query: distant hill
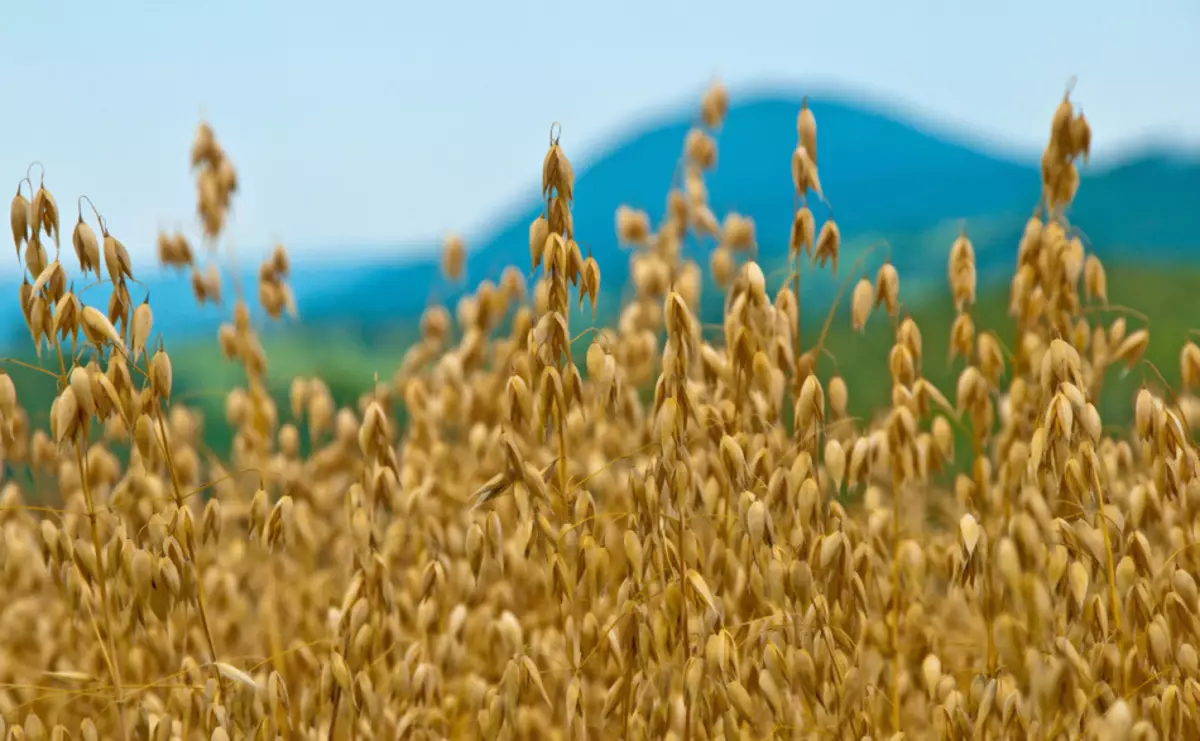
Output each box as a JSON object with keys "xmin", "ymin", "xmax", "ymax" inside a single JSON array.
[
  {"xmin": 2, "ymin": 91, "xmax": 1197, "ymax": 350},
  {"xmin": 297, "ymin": 92, "xmax": 1200, "ymax": 330}
]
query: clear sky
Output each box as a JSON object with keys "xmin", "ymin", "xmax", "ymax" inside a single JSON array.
[{"xmin": 2, "ymin": 0, "xmax": 1197, "ymax": 275}]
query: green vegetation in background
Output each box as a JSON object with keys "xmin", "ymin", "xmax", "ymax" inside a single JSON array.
[{"xmin": 2, "ymin": 261, "xmax": 1194, "ymax": 460}]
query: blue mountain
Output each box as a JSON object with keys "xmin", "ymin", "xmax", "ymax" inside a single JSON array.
[
  {"xmin": 296, "ymin": 92, "xmax": 1200, "ymax": 330},
  {"xmin": 3, "ymin": 91, "xmax": 1197, "ymax": 350}
]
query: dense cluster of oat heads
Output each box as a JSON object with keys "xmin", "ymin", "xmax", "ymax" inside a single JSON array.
[{"xmin": 0, "ymin": 78, "xmax": 1196, "ymax": 740}]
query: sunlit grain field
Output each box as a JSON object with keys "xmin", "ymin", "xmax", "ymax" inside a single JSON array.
[{"xmin": 0, "ymin": 80, "xmax": 1195, "ymax": 740}]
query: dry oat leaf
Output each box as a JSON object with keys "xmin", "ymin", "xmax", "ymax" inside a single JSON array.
[
  {"xmin": 520, "ymin": 656, "xmax": 552, "ymax": 708},
  {"xmin": 214, "ymin": 662, "xmax": 261, "ymax": 693},
  {"xmin": 565, "ymin": 676, "xmax": 581, "ymax": 732},
  {"xmin": 42, "ymin": 671, "xmax": 97, "ymax": 685},
  {"xmin": 686, "ymin": 569, "xmax": 721, "ymax": 617}
]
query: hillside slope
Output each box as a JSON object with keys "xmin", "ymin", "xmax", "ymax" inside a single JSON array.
[
  {"xmin": 2, "ymin": 92, "xmax": 1196, "ymax": 348},
  {"xmin": 304, "ymin": 93, "xmax": 1200, "ymax": 328}
]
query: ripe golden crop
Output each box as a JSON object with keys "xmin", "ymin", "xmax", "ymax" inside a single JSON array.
[{"xmin": 0, "ymin": 78, "xmax": 1188, "ymax": 740}]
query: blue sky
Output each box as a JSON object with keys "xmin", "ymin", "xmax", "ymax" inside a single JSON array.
[{"xmin": 2, "ymin": 0, "xmax": 1197, "ymax": 275}]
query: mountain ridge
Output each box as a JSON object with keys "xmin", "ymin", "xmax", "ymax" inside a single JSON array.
[
  {"xmin": 299, "ymin": 92, "xmax": 1199, "ymax": 329},
  {"xmin": 2, "ymin": 90, "xmax": 1197, "ymax": 348}
]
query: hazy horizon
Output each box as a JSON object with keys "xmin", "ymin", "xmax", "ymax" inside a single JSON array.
[{"xmin": 3, "ymin": 0, "xmax": 1197, "ymax": 276}]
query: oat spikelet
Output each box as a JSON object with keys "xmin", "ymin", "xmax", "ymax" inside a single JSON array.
[
  {"xmin": 797, "ymin": 97, "xmax": 817, "ymax": 165},
  {"xmin": 851, "ymin": 278, "xmax": 873, "ymax": 333},
  {"xmin": 441, "ymin": 234, "xmax": 465, "ymax": 281},
  {"xmin": 80, "ymin": 306, "xmax": 126, "ymax": 354},
  {"xmin": 10, "ymin": 185, "xmax": 29, "ymax": 256}
]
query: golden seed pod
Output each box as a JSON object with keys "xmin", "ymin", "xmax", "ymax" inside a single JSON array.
[
  {"xmin": 949, "ymin": 312, "xmax": 975, "ymax": 363},
  {"xmin": 666, "ymin": 188, "xmax": 688, "ymax": 228},
  {"xmin": 828, "ymin": 376, "xmax": 848, "ymax": 419},
  {"xmin": 796, "ymin": 375, "xmax": 825, "ymax": 433},
  {"xmin": 746, "ymin": 499, "xmax": 767, "ymax": 548},
  {"xmin": 1182, "ymin": 343, "xmax": 1200, "ymax": 391},
  {"xmin": 10, "ymin": 187, "xmax": 29, "ymax": 255},
  {"xmin": 206, "ymin": 264, "xmax": 224, "ymax": 304},
  {"xmin": 700, "ymin": 79, "xmax": 729, "ymax": 129},
  {"xmin": 875, "ymin": 262, "xmax": 899, "ymax": 315},
  {"xmin": 30, "ymin": 259, "xmax": 62, "ymax": 297},
  {"xmin": 201, "ymin": 497, "xmax": 223, "ymax": 547},
  {"xmin": 932, "ymin": 416, "xmax": 954, "ymax": 461},
  {"xmin": 106, "ymin": 280, "xmax": 130, "ymax": 332},
  {"xmin": 259, "ymin": 279, "xmax": 284, "ymax": 320},
  {"xmin": 541, "ymin": 233, "xmax": 567, "ymax": 278},
  {"xmin": 1083, "ymin": 254, "xmax": 1107, "ymax": 305},
  {"xmin": 528, "ymin": 216, "xmax": 549, "ymax": 271},
  {"xmin": 102, "ymin": 233, "xmax": 133, "ymax": 285},
  {"xmin": 850, "ymin": 278, "xmax": 873, "ymax": 333},
  {"xmin": 1052, "ymin": 90, "xmax": 1074, "ymax": 142},
  {"xmin": 130, "ymin": 300, "xmax": 153, "ymax": 362},
  {"xmin": 710, "ymin": 246, "xmax": 734, "ymax": 289},
  {"xmin": 585, "ymin": 341, "xmax": 607, "ymax": 380},
  {"xmin": 191, "ymin": 122, "xmax": 217, "ymax": 167},
  {"xmin": 684, "ymin": 128, "xmax": 717, "ymax": 170},
  {"xmin": 959, "ymin": 513, "xmax": 981, "ymax": 559},
  {"xmin": 977, "ymin": 332, "xmax": 1005, "ymax": 385},
  {"xmin": 791, "ymin": 144, "xmax": 816, "ymax": 197},
  {"xmin": 581, "ymin": 257, "xmax": 601, "ymax": 318},
  {"xmin": 790, "ymin": 207, "xmax": 816, "ymax": 259},
  {"xmin": 217, "ymin": 323, "xmax": 238, "ymax": 359},
  {"xmin": 742, "ymin": 261, "xmax": 766, "ymax": 300},
  {"xmin": 1070, "ymin": 112, "xmax": 1091, "ymax": 162},
  {"xmin": 149, "ymin": 349, "xmax": 173, "ymax": 402},
  {"xmin": 31, "ymin": 184, "xmax": 60, "ymax": 248},
  {"xmin": 823, "ymin": 439, "xmax": 846, "ymax": 490},
  {"xmin": 52, "ymin": 387, "xmax": 79, "ymax": 445},
  {"xmin": 566, "ymin": 239, "xmax": 585, "ymax": 284},
  {"xmin": 69, "ymin": 366, "xmax": 95, "ymax": 420},
  {"xmin": 542, "ymin": 139, "xmax": 574, "ymax": 202},
  {"xmin": 217, "ymin": 157, "xmax": 238, "ymax": 194},
  {"xmin": 24, "ymin": 236, "xmax": 48, "ymax": 280},
  {"xmin": 466, "ymin": 522, "xmax": 485, "ymax": 578},
  {"xmin": 797, "ymin": 98, "xmax": 817, "ymax": 166},
  {"xmin": 813, "ymin": 220, "xmax": 840, "ymax": 275},
  {"xmin": 615, "ymin": 205, "xmax": 650, "ymax": 244},
  {"xmin": 154, "ymin": 232, "xmax": 169, "ymax": 265},
  {"xmin": 270, "ymin": 243, "xmax": 290, "ymax": 276},
  {"xmin": 161, "ymin": 232, "xmax": 195, "ymax": 268},
  {"xmin": 677, "ymin": 261, "xmax": 701, "ymax": 309},
  {"xmin": 1112, "ymin": 329, "xmax": 1149, "ymax": 371},
  {"xmin": 72, "ymin": 217, "xmax": 100, "ymax": 276},
  {"xmin": 0, "ymin": 372, "xmax": 15, "ymax": 416},
  {"xmin": 441, "ymin": 234, "xmax": 465, "ymax": 281},
  {"xmin": 721, "ymin": 214, "xmax": 756, "ymax": 252},
  {"xmin": 133, "ymin": 412, "xmax": 156, "ymax": 462}
]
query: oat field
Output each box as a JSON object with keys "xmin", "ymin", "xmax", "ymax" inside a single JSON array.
[{"xmin": 1, "ymin": 80, "xmax": 1195, "ymax": 740}]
